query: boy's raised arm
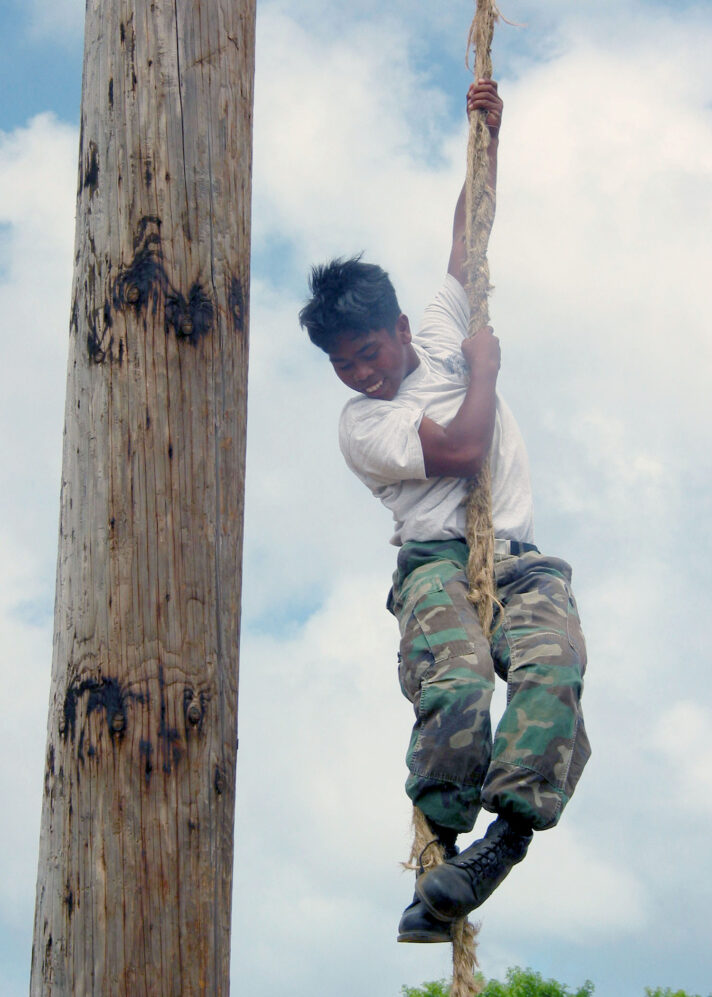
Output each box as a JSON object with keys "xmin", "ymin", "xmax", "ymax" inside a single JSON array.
[
  {"xmin": 448, "ymin": 79, "xmax": 503, "ymax": 287},
  {"xmin": 419, "ymin": 79, "xmax": 504, "ymax": 479}
]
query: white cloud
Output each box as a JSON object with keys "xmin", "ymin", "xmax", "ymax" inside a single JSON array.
[
  {"xmin": 653, "ymin": 701, "xmax": 712, "ymax": 816},
  {"xmin": 0, "ymin": 113, "xmax": 76, "ymax": 562},
  {"xmin": 485, "ymin": 821, "xmax": 648, "ymax": 941},
  {"xmin": 492, "ymin": 33, "xmax": 712, "ymax": 402},
  {"xmin": 24, "ymin": 0, "xmax": 84, "ymax": 42},
  {"xmin": 252, "ymin": 6, "xmax": 465, "ymax": 311},
  {"xmin": 236, "ymin": 572, "xmax": 409, "ymax": 862},
  {"xmin": 0, "ymin": 112, "xmax": 77, "ymax": 988},
  {"xmin": 0, "ymin": 605, "xmax": 51, "ymax": 910}
]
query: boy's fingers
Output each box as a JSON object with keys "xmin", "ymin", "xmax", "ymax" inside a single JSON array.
[
  {"xmin": 468, "ymin": 102, "xmax": 502, "ymax": 118},
  {"xmin": 470, "ymin": 100, "xmax": 501, "ymax": 112},
  {"xmin": 467, "ymin": 79, "xmax": 502, "ymax": 126},
  {"xmin": 469, "ymin": 79, "xmax": 497, "ymax": 93},
  {"xmin": 468, "ymin": 90, "xmax": 502, "ymax": 103},
  {"xmin": 468, "ymin": 94, "xmax": 501, "ymax": 106}
]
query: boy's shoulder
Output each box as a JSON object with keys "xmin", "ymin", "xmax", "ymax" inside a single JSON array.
[
  {"xmin": 415, "ymin": 274, "xmax": 469, "ymax": 358},
  {"xmin": 338, "ymin": 386, "xmax": 428, "ymax": 486},
  {"xmin": 339, "ymin": 388, "xmax": 419, "ymax": 434}
]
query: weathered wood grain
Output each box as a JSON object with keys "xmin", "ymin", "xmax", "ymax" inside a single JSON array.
[{"xmin": 31, "ymin": 1, "xmax": 255, "ymax": 993}]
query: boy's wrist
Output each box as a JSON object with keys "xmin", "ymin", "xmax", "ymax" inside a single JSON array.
[
  {"xmin": 468, "ymin": 376, "xmax": 498, "ymax": 396},
  {"xmin": 468, "ymin": 363, "xmax": 499, "ymax": 384}
]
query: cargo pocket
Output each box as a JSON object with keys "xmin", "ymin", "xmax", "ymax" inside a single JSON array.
[{"xmin": 397, "ymin": 578, "xmax": 444, "ymax": 706}]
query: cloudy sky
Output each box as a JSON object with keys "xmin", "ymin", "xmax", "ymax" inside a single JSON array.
[{"xmin": 1, "ymin": 0, "xmax": 711, "ymax": 994}]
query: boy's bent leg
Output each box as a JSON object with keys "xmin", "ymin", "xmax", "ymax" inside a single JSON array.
[
  {"xmin": 484, "ymin": 552, "xmax": 591, "ymax": 830},
  {"xmin": 392, "ymin": 541, "xmax": 495, "ymax": 834},
  {"xmin": 416, "ymin": 552, "xmax": 589, "ymax": 924}
]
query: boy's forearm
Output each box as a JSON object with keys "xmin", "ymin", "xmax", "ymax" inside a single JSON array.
[
  {"xmin": 448, "ymin": 134, "xmax": 498, "ymax": 284},
  {"xmin": 442, "ymin": 370, "xmax": 497, "ymax": 469},
  {"xmin": 419, "ymin": 370, "xmax": 498, "ymax": 479}
]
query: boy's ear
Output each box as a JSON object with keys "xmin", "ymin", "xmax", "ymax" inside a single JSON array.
[{"xmin": 396, "ymin": 313, "xmax": 411, "ymax": 343}]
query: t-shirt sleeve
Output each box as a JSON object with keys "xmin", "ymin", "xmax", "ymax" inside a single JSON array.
[
  {"xmin": 339, "ymin": 400, "xmax": 427, "ymax": 486},
  {"xmin": 416, "ymin": 273, "xmax": 470, "ymax": 358}
]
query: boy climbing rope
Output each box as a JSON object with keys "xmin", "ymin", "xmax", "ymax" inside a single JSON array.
[{"xmin": 299, "ymin": 80, "xmax": 590, "ymax": 944}]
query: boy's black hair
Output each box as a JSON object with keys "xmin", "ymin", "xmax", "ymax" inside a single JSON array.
[{"xmin": 298, "ymin": 255, "xmax": 401, "ymax": 353}]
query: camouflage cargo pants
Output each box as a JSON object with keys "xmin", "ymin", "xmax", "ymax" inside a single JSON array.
[{"xmin": 388, "ymin": 539, "xmax": 590, "ymax": 832}]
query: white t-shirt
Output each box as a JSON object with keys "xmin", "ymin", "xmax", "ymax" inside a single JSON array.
[{"xmin": 339, "ymin": 274, "xmax": 535, "ymax": 546}]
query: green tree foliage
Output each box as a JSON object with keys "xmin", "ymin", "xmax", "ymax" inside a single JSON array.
[
  {"xmin": 401, "ymin": 967, "xmax": 593, "ymax": 997},
  {"xmin": 401, "ymin": 981, "xmax": 453, "ymax": 997},
  {"xmin": 480, "ymin": 967, "xmax": 594, "ymax": 997},
  {"xmin": 401, "ymin": 971, "xmax": 711, "ymax": 997},
  {"xmin": 645, "ymin": 989, "xmax": 711, "ymax": 997}
]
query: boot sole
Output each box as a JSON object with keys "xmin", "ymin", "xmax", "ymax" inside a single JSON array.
[{"xmin": 397, "ymin": 929, "xmax": 453, "ymax": 943}]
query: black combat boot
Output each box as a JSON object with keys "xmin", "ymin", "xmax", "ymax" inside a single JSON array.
[
  {"xmin": 397, "ymin": 826, "xmax": 459, "ymax": 944},
  {"xmin": 415, "ymin": 815, "xmax": 533, "ymax": 922},
  {"xmin": 397, "ymin": 895, "xmax": 455, "ymax": 943}
]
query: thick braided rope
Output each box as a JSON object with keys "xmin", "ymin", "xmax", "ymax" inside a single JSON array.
[
  {"xmin": 451, "ymin": 8, "xmax": 499, "ymax": 992},
  {"xmin": 406, "ymin": 6, "xmax": 499, "ymax": 996},
  {"xmin": 464, "ymin": 0, "xmax": 499, "ymax": 638}
]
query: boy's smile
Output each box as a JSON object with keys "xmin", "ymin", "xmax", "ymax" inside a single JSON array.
[{"xmin": 328, "ymin": 314, "xmax": 419, "ymax": 401}]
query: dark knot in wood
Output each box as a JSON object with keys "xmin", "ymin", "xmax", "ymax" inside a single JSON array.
[
  {"xmin": 81, "ymin": 140, "xmax": 100, "ymax": 197},
  {"xmin": 111, "ymin": 217, "xmax": 215, "ymax": 346},
  {"xmin": 62, "ymin": 676, "xmax": 145, "ymax": 744},
  {"xmin": 111, "ymin": 712, "xmax": 126, "ymax": 733},
  {"xmin": 165, "ymin": 283, "xmax": 213, "ymax": 344},
  {"xmin": 112, "ymin": 222, "xmax": 163, "ymax": 315},
  {"xmin": 183, "ymin": 687, "xmax": 206, "ymax": 731}
]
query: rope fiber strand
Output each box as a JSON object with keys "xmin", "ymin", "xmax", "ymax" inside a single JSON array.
[{"xmin": 408, "ymin": 4, "xmax": 500, "ymax": 994}]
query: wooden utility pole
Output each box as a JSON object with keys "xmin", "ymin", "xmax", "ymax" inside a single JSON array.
[{"xmin": 31, "ymin": 0, "xmax": 254, "ymax": 993}]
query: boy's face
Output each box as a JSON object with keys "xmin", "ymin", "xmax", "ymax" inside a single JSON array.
[{"xmin": 327, "ymin": 314, "xmax": 417, "ymax": 401}]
